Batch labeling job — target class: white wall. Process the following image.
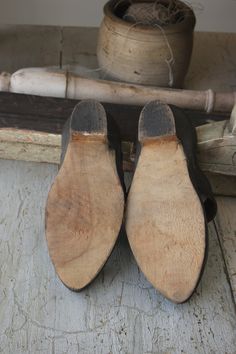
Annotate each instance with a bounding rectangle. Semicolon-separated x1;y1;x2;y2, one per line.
0;0;235;32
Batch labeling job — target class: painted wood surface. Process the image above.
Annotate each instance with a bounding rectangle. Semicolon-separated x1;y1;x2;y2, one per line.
1;28;235;93
215;197;236;300
0;26;236;354
0;27;235;94
0;159;236;354
0;25;61;73
197;108;236;176
1;119;236;198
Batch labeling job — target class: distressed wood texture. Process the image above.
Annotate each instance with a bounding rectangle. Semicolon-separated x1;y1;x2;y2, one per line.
0;128;61;164
0;25;62;73
1;127;234;197
45;101;125;291
0;27;236;354
1;114;235;173
62;27;98;69
0;89;234;195
0;91;227;136
214;197;236;300
0;160;236;354
197;107;236;176
0;26;235;93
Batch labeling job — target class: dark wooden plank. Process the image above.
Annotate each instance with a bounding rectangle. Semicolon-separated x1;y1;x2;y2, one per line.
0;92;229;141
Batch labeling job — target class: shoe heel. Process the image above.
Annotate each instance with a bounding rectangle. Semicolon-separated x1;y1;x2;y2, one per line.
138;101;176;142
70;99;107;137
61;100;107;164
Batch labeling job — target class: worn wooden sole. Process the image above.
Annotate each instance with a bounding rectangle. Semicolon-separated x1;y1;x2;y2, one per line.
126;102;206;303
46;100;124;291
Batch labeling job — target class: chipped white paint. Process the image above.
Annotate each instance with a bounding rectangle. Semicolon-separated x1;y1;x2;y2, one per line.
0;160;236;353
215;197;236;300
0;26;236;353
229;104;236;135
0;128;61;164
197;119;236;176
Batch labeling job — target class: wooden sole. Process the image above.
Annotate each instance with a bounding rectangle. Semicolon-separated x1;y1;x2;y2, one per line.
126;102;206;303
46;100;124;291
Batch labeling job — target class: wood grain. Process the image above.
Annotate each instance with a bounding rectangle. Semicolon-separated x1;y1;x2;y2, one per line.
46;103;124;290
126;139;206;303
0;159;235;353
0;26;235;352
214;197;236;300
46;140;124;290
197;117;236;176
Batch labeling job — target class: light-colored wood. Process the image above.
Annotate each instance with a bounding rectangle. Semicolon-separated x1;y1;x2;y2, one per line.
0;159;236;353
0;27;235;94
229;104;236;135
0;128;61;164
46;136;124;290
3;67;235;112
126;139;206;303
214;197;236;300
197;115;236;176
97;0;195;87
0;123;235;198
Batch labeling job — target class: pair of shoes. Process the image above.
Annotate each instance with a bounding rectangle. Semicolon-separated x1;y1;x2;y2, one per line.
45;100;217;303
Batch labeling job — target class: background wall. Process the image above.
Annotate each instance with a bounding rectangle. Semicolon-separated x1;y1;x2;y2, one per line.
0;0;235;32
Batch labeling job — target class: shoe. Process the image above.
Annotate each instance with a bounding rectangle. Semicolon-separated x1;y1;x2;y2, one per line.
125;101;217;303
46;100;125;291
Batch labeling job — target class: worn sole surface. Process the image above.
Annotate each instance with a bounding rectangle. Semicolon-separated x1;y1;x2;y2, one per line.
46;100;124;291
126;102;206;303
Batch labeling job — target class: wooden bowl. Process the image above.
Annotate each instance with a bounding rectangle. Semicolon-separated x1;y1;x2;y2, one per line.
97;0;196;87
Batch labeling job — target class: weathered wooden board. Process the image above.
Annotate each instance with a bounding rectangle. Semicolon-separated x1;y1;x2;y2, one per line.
214;197;236;300
0;128;61;164
0;91;230;170
185;32;236;92
62;27;98;69
0;92;227;138
1;127;236;197
0;27;235;95
0;159;236;354
0;25;62;73
0;92;142;140
204;173;236;197
0;93;235;196
197;109;236;177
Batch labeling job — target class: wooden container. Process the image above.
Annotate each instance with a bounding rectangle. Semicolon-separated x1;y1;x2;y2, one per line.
97;0;196;87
